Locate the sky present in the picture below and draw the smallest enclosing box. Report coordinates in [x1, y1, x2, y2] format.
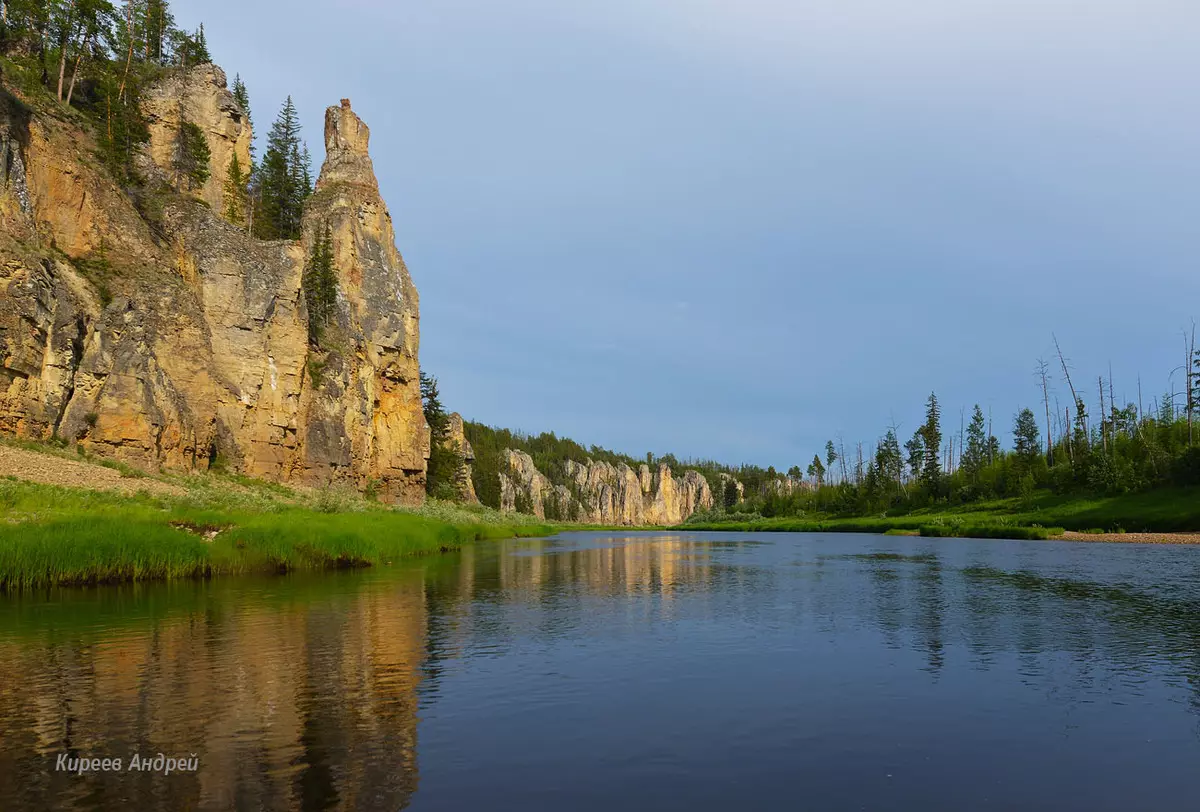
[176, 0, 1200, 470]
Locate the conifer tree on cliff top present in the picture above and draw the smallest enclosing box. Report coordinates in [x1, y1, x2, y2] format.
[255, 97, 311, 240]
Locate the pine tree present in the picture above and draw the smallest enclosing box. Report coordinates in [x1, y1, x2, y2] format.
[256, 97, 309, 240]
[920, 392, 942, 490]
[806, 454, 825, 487]
[144, 0, 172, 63]
[824, 440, 838, 484]
[222, 154, 247, 225]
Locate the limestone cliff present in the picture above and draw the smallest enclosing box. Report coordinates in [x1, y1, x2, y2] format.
[0, 66, 428, 502]
[498, 449, 713, 525]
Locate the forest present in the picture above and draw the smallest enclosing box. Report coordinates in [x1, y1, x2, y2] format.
[438, 331, 1200, 530]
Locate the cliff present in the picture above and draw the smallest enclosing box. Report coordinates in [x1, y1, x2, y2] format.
[0, 65, 428, 503]
[498, 449, 713, 525]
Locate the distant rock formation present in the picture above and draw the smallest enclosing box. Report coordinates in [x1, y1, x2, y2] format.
[0, 64, 428, 503]
[498, 449, 713, 525]
[445, 413, 478, 503]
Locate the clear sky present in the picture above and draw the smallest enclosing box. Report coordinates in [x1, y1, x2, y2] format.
[176, 0, 1200, 470]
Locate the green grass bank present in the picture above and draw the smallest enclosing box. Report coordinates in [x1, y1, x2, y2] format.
[0, 471, 554, 592]
[680, 485, 1200, 540]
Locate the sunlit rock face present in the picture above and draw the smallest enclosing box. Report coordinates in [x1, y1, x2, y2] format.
[0, 76, 427, 502]
[499, 450, 713, 524]
[140, 63, 253, 210]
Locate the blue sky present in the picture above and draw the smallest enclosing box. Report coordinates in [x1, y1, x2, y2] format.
[177, 0, 1200, 469]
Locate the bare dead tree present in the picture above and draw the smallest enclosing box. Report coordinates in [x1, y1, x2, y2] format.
[1054, 333, 1087, 450]
[1098, 376, 1107, 454]
[1188, 324, 1196, 446]
[1036, 358, 1053, 465]
[117, 1, 136, 103]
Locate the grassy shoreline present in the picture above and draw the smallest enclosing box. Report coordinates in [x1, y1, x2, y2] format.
[0, 466, 554, 592]
[679, 486, 1200, 541]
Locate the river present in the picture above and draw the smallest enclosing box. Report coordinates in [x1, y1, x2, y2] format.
[1, 531, 1199, 810]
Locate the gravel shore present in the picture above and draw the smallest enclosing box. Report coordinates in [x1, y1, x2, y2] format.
[1058, 530, 1200, 545]
[0, 444, 185, 498]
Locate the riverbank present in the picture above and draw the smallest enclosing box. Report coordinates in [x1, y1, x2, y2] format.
[0, 439, 555, 591]
[681, 486, 1200, 543]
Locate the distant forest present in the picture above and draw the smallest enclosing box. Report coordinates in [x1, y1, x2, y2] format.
[461, 422, 784, 512]
[453, 331, 1200, 521]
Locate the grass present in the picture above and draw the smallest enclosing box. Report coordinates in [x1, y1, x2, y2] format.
[0, 471, 555, 592]
[681, 486, 1200, 540]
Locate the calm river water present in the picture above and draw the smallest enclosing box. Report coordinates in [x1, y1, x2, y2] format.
[2, 531, 1200, 810]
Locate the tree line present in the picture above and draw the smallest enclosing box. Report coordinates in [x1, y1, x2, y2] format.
[744, 332, 1200, 519]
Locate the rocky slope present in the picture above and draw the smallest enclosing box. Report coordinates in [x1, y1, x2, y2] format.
[0, 65, 428, 503]
[498, 449, 713, 525]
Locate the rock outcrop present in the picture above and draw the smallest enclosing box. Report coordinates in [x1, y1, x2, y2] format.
[0, 68, 428, 502]
[498, 449, 713, 525]
[140, 64, 252, 211]
[444, 413, 477, 503]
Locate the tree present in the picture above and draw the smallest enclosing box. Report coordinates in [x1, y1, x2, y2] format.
[807, 454, 825, 487]
[255, 97, 310, 240]
[875, 429, 902, 492]
[961, 405, 987, 482]
[172, 117, 210, 191]
[222, 153, 247, 225]
[722, 478, 740, 508]
[1013, 407, 1042, 473]
[904, 431, 924, 481]
[824, 440, 838, 484]
[421, 373, 459, 499]
[193, 22, 208, 62]
[231, 73, 252, 139]
[144, 0, 171, 63]
[302, 224, 336, 345]
[919, 392, 942, 489]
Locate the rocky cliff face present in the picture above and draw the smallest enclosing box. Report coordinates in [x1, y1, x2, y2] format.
[498, 449, 712, 525]
[140, 64, 252, 210]
[0, 66, 428, 502]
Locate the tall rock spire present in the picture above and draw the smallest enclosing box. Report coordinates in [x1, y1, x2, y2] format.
[300, 99, 426, 504]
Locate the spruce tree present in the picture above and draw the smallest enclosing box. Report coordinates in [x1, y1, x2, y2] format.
[232, 74, 252, 136]
[194, 23, 210, 63]
[222, 154, 247, 225]
[256, 97, 310, 240]
[422, 373, 460, 498]
[962, 404, 988, 481]
[302, 224, 336, 345]
[920, 392, 942, 490]
[173, 118, 210, 191]
[1013, 408, 1042, 474]
[905, 432, 924, 481]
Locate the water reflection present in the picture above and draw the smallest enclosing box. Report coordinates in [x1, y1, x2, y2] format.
[0, 572, 426, 811]
[2, 532, 1200, 811]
